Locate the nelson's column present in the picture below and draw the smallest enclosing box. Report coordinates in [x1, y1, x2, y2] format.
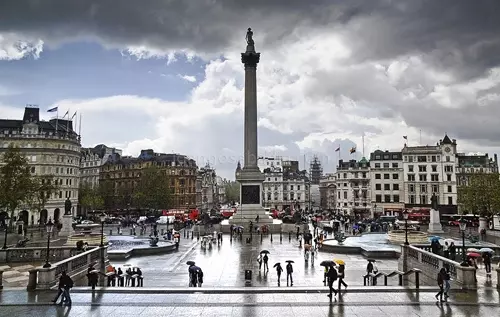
[231, 28, 274, 227]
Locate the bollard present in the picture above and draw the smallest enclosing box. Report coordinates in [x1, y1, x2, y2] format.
[299, 239, 302, 248]
[161, 229, 165, 236]
[261, 233, 263, 243]
[0, 270, 3, 290]
[191, 231, 194, 240]
[110, 229, 113, 235]
[270, 233, 273, 243]
[280, 231, 282, 243]
[26, 269, 37, 291]
[398, 274, 403, 286]
[130, 229, 133, 235]
[197, 231, 200, 241]
[289, 232, 291, 242]
[414, 269, 421, 289]
[184, 230, 186, 238]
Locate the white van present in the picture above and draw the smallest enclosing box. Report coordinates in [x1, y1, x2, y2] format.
[156, 216, 175, 224]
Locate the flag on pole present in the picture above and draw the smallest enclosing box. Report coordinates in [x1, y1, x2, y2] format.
[47, 107, 58, 113]
[335, 146, 340, 152]
[71, 111, 77, 120]
[63, 110, 69, 118]
[349, 147, 356, 154]
[403, 135, 408, 140]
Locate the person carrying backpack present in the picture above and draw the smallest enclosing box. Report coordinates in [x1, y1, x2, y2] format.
[326, 265, 338, 298]
[58, 271, 73, 306]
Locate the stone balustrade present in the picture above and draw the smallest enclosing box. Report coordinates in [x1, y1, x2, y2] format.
[413, 244, 500, 261]
[399, 245, 477, 289]
[28, 246, 107, 291]
[0, 246, 79, 263]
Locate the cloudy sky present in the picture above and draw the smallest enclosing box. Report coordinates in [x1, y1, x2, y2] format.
[1, 0, 500, 179]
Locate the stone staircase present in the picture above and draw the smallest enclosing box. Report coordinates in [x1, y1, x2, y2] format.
[0, 264, 36, 287]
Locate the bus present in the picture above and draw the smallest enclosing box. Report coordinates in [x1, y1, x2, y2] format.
[440, 214, 479, 227]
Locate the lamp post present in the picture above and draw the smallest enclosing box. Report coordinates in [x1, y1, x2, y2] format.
[99, 213, 106, 247]
[403, 209, 409, 245]
[43, 219, 54, 268]
[459, 217, 469, 267]
[2, 215, 11, 249]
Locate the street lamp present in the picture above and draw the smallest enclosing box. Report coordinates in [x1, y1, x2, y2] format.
[403, 209, 409, 245]
[99, 213, 106, 247]
[2, 214, 11, 249]
[43, 219, 54, 268]
[459, 217, 469, 267]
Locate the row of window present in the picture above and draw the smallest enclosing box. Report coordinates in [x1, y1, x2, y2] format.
[265, 185, 303, 191]
[408, 184, 453, 193]
[375, 195, 400, 203]
[405, 155, 453, 163]
[266, 194, 302, 201]
[407, 165, 453, 173]
[407, 174, 453, 181]
[374, 173, 399, 180]
[407, 195, 454, 205]
[372, 162, 399, 168]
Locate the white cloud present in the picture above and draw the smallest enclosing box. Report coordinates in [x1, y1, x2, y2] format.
[178, 74, 196, 83]
[0, 33, 43, 60]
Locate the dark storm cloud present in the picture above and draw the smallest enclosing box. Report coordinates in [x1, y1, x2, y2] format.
[3, 0, 500, 77]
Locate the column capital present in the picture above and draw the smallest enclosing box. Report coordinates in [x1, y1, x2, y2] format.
[241, 51, 260, 68]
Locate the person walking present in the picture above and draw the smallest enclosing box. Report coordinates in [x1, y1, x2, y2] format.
[483, 252, 492, 277]
[51, 273, 66, 304]
[257, 254, 263, 271]
[449, 242, 456, 261]
[275, 263, 283, 286]
[263, 254, 269, 272]
[286, 262, 293, 286]
[443, 242, 449, 259]
[326, 265, 338, 299]
[435, 268, 445, 302]
[54, 271, 73, 306]
[337, 264, 348, 292]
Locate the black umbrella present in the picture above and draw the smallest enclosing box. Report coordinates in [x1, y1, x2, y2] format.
[367, 259, 376, 262]
[320, 260, 335, 267]
[260, 250, 270, 254]
[273, 262, 281, 268]
[285, 260, 294, 263]
[186, 261, 195, 266]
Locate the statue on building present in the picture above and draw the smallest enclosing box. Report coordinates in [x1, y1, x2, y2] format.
[64, 198, 72, 215]
[430, 193, 438, 210]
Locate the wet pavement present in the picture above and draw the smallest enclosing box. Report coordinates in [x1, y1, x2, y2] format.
[109, 232, 399, 288]
[0, 289, 499, 316]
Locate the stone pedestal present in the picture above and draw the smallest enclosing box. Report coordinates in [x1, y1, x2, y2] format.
[58, 214, 74, 237]
[427, 208, 443, 233]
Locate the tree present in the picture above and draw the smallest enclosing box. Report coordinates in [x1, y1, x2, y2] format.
[26, 175, 60, 219]
[132, 166, 171, 212]
[224, 181, 240, 204]
[457, 173, 500, 217]
[79, 183, 104, 214]
[0, 144, 33, 222]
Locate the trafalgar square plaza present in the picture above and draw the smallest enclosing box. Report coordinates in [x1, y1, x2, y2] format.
[0, 29, 500, 317]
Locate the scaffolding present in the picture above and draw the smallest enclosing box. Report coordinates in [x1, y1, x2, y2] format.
[309, 155, 323, 185]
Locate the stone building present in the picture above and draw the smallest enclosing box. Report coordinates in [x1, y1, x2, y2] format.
[319, 173, 336, 210]
[197, 164, 220, 212]
[100, 150, 197, 210]
[402, 134, 458, 214]
[0, 106, 81, 225]
[80, 144, 122, 188]
[369, 150, 404, 217]
[334, 158, 370, 216]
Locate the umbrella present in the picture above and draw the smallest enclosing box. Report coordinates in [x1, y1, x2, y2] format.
[320, 260, 335, 267]
[186, 261, 196, 266]
[260, 250, 270, 254]
[467, 252, 481, 258]
[444, 238, 454, 244]
[429, 236, 441, 242]
[334, 259, 345, 265]
[367, 259, 376, 262]
[479, 248, 494, 254]
[273, 262, 281, 268]
[285, 260, 295, 263]
[467, 248, 480, 253]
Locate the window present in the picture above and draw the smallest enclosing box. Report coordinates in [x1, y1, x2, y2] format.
[432, 184, 439, 193]
[409, 195, 416, 204]
[375, 174, 381, 179]
[384, 184, 390, 190]
[393, 195, 400, 203]
[343, 192, 347, 199]
[417, 156, 427, 162]
[290, 185, 294, 190]
[418, 165, 427, 172]
[447, 185, 452, 193]
[408, 184, 415, 192]
[408, 156, 414, 162]
[431, 165, 437, 172]
[383, 163, 390, 168]
[393, 184, 399, 190]
[447, 174, 452, 182]
[431, 156, 437, 162]
[408, 165, 414, 172]
[384, 195, 391, 203]
[297, 185, 300, 190]
[384, 174, 390, 179]
[392, 163, 399, 168]
[419, 174, 427, 181]
[297, 195, 301, 200]
[343, 173, 347, 178]
[375, 184, 381, 190]
[431, 174, 439, 182]
[408, 174, 415, 181]
[374, 163, 381, 168]
[420, 184, 427, 193]
[392, 173, 399, 180]
[375, 195, 382, 203]
[446, 156, 450, 162]
[392, 154, 399, 160]
[448, 196, 453, 205]
[420, 195, 428, 204]
[445, 165, 453, 173]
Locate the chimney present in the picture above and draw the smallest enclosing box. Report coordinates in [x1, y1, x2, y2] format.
[495, 154, 498, 165]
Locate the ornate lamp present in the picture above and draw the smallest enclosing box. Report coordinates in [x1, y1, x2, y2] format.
[403, 209, 410, 245]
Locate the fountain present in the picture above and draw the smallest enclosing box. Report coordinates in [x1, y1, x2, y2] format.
[387, 229, 429, 244]
[65, 224, 108, 247]
[106, 236, 175, 260]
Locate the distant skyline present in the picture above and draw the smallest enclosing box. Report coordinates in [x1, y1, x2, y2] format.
[2, 1, 500, 179]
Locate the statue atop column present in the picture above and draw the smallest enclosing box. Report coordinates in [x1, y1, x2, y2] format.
[64, 198, 72, 215]
[245, 28, 255, 53]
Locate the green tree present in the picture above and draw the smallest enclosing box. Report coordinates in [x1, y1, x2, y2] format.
[26, 175, 60, 219]
[79, 183, 104, 213]
[98, 181, 116, 211]
[0, 144, 34, 223]
[132, 166, 171, 212]
[457, 173, 500, 217]
[224, 181, 240, 203]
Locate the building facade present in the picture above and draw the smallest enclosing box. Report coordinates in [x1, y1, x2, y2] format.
[369, 150, 404, 216]
[80, 144, 122, 188]
[0, 106, 81, 225]
[100, 150, 198, 211]
[402, 134, 458, 214]
[319, 174, 336, 210]
[197, 164, 220, 212]
[334, 158, 370, 216]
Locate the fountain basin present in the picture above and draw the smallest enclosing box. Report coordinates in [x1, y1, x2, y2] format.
[321, 233, 401, 259]
[107, 236, 175, 260]
[388, 230, 429, 244]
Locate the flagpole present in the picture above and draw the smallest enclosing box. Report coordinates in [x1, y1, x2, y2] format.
[66, 109, 70, 135]
[78, 113, 82, 137]
[362, 133, 365, 157]
[55, 108, 58, 134]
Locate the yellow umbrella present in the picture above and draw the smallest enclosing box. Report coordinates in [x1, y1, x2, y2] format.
[334, 259, 345, 265]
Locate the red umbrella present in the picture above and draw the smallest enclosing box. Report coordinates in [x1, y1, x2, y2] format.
[467, 252, 481, 258]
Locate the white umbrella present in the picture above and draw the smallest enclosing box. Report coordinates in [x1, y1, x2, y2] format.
[467, 248, 480, 253]
[479, 248, 494, 253]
